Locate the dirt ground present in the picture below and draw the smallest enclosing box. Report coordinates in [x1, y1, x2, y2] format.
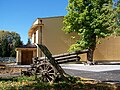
[0, 65, 28, 77]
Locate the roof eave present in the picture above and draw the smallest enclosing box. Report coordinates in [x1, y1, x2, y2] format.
[28, 24, 44, 38]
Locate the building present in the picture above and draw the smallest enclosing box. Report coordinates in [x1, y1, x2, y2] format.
[16, 44, 37, 65]
[16, 16, 120, 65]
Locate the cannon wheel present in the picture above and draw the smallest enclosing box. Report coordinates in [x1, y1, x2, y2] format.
[35, 60, 58, 83]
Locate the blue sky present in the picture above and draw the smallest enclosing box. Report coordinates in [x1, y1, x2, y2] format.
[0, 0, 68, 44]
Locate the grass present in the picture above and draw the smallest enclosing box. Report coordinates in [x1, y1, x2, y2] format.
[0, 76, 36, 90]
[0, 76, 83, 90]
[0, 76, 119, 90]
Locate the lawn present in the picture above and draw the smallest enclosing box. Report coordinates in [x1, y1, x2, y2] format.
[0, 76, 83, 90]
[0, 76, 119, 90]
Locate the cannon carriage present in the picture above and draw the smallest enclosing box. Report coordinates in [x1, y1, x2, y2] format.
[26, 44, 88, 83]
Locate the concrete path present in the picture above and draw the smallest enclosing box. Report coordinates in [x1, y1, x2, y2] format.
[61, 64, 120, 83]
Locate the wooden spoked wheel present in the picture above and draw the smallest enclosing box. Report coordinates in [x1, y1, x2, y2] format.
[35, 60, 57, 83]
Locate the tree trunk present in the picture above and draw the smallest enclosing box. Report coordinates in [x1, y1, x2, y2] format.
[87, 35, 96, 65]
[87, 47, 95, 65]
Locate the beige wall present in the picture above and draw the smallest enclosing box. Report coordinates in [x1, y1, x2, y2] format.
[94, 36, 120, 61]
[29, 16, 120, 61]
[41, 17, 78, 54]
[29, 16, 78, 55]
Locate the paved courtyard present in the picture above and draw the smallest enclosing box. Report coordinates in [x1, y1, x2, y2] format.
[0, 64, 120, 83]
[61, 64, 120, 83]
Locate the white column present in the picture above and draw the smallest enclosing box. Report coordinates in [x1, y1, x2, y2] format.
[36, 29, 39, 44]
[32, 33, 35, 43]
[16, 51, 19, 64]
[16, 50, 21, 65]
[36, 27, 41, 57]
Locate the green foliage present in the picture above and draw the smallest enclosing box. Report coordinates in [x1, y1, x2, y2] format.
[113, 0, 120, 36]
[0, 45, 2, 56]
[0, 30, 23, 57]
[2, 36, 9, 57]
[0, 30, 10, 43]
[68, 43, 81, 52]
[63, 0, 117, 50]
[17, 76, 35, 82]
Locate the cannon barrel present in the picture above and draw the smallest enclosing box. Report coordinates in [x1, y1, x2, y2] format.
[52, 49, 88, 58]
[38, 49, 88, 61]
[36, 49, 88, 64]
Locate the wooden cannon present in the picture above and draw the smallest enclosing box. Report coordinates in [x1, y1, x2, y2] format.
[29, 44, 88, 83]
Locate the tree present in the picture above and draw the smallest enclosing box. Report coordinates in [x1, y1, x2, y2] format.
[1, 36, 9, 57]
[116, 0, 120, 26]
[63, 0, 119, 64]
[0, 45, 2, 56]
[10, 32, 23, 57]
[0, 30, 23, 57]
